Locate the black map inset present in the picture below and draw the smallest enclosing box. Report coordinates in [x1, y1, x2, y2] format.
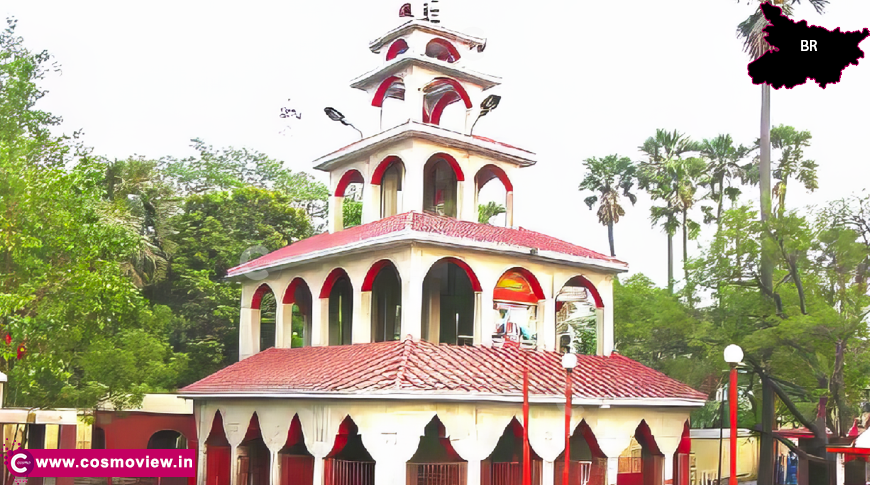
[748, 2, 870, 89]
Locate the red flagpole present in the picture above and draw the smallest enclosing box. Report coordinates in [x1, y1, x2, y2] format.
[523, 349, 531, 485]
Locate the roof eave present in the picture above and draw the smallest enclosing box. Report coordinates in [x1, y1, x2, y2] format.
[226, 229, 627, 279]
[312, 122, 537, 172]
[176, 391, 706, 407]
[369, 21, 487, 53]
[350, 56, 500, 92]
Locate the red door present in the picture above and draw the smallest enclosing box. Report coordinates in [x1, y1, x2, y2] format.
[207, 446, 231, 485]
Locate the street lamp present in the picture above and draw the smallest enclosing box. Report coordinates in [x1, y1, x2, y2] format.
[469, 94, 501, 135]
[562, 352, 577, 485]
[324, 107, 363, 138]
[723, 344, 744, 485]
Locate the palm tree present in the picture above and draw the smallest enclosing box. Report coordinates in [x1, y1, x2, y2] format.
[700, 134, 753, 233]
[638, 129, 700, 293]
[578, 155, 638, 257]
[478, 201, 506, 224]
[769, 124, 818, 217]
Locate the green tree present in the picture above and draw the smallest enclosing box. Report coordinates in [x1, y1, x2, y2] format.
[699, 134, 753, 232]
[769, 125, 819, 217]
[578, 154, 638, 257]
[0, 19, 186, 410]
[638, 129, 700, 292]
[162, 186, 313, 383]
[478, 201, 506, 224]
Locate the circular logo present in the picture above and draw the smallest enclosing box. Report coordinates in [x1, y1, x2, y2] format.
[7, 450, 34, 477]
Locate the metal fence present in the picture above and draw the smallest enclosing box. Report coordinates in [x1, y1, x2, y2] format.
[324, 458, 375, 485]
[481, 460, 543, 485]
[406, 462, 468, 485]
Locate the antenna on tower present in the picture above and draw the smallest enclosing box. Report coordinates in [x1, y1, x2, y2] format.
[429, 0, 440, 23]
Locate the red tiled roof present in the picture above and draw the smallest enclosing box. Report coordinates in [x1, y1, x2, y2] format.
[228, 211, 625, 277]
[179, 338, 706, 402]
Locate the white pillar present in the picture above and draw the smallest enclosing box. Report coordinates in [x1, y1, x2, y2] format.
[230, 445, 240, 485]
[328, 196, 343, 233]
[542, 460, 555, 485]
[311, 298, 329, 347]
[239, 308, 259, 360]
[606, 456, 619, 485]
[270, 450, 279, 485]
[477, 287, 494, 346]
[467, 459, 481, 485]
[542, 298, 556, 351]
[403, 72, 425, 124]
[374, 456, 405, 485]
[664, 452, 675, 485]
[505, 191, 514, 227]
[363, 180, 379, 225]
[277, 303, 294, 348]
[401, 252, 424, 340]
[595, 307, 606, 356]
[599, 277, 614, 356]
[456, 179, 467, 221]
[312, 452, 326, 485]
[355, 290, 372, 344]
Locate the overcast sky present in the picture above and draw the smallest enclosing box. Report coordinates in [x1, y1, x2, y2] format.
[4, 0, 869, 288]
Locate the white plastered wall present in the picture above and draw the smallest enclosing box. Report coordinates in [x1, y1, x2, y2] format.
[194, 398, 692, 485]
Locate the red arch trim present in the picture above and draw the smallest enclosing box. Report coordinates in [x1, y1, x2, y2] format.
[251, 283, 273, 310]
[676, 421, 692, 454]
[575, 420, 608, 459]
[371, 76, 404, 108]
[371, 156, 404, 185]
[475, 164, 514, 192]
[423, 78, 472, 109]
[426, 153, 465, 182]
[334, 170, 364, 197]
[386, 39, 408, 61]
[494, 267, 545, 303]
[361, 259, 400, 292]
[427, 91, 460, 125]
[634, 420, 663, 456]
[282, 278, 312, 314]
[429, 257, 482, 292]
[426, 38, 461, 62]
[562, 275, 604, 308]
[319, 268, 351, 299]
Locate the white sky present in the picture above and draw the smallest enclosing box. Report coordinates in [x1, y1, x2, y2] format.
[4, 0, 869, 288]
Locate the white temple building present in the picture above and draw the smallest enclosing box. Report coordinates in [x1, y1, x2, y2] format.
[180, 6, 706, 485]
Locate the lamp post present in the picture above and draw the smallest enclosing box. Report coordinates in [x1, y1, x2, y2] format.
[324, 107, 363, 138]
[562, 352, 577, 485]
[723, 344, 744, 485]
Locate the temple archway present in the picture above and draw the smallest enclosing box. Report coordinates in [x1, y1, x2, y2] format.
[554, 420, 607, 485]
[425, 38, 461, 63]
[475, 164, 513, 226]
[279, 414, 314, 485]
[283, 278, 313, 347]
[422, 78, 472, 127]
[205, 411, 231, 485]
[236, 413, 270, 485]
[421, 257, 481, 346]
[371, 156, 405, 218]
[423, 153, 464, 218]
[321, 269, 353, 346]
[491, 268, 544, 348]
[555, 276, 603, 355]
[325, 416, 375, 485]
[334, 169, 364, 231]
[364, 260, 402, 342]
[407, 416, 467, 485]
[482, 417, 542, 485]
[615, 421, 664, 485]
[252, 284, 277, 353]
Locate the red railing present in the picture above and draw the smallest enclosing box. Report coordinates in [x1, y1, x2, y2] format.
[406, 462, 467, 485]
[324, 458, 375, 485]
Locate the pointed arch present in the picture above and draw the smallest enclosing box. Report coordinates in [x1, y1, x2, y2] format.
[422, 77, 472, 125]
[319, 268, 352, 299]
[251, 283, 275, 309]
[386, 39, 409, 61]
[334, 169, 364, 198]
[371, 75, 405, 107]
[283, 278, 312, 314]
[362, 259, 401, 292]
[494, 267, 545, 304]
[423, 78, 472, 109]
